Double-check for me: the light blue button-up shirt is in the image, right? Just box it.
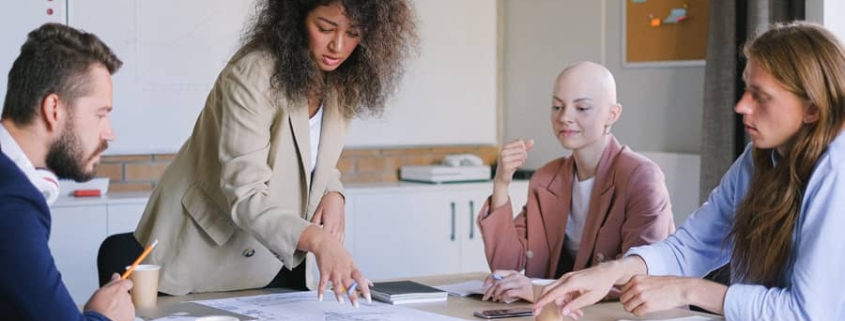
[627,135,845,321]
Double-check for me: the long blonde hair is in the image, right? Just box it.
[730,22,845,286]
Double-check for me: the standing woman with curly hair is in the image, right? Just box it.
[134,0,418,306]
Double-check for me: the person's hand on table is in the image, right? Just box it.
[482,270,534,303]
[301,225,369,307]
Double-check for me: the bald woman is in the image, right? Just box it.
[478,62,676,303]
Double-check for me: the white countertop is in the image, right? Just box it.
[50,180,529,208]
[52,191,152,207]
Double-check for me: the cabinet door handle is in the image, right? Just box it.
[469,200,475,239]
[450,202,456,241]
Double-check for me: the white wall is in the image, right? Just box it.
[346,0,498,148]
[806,0,845,41]
[640,152,701,225]
[503,0,705,169]
[0,1,66,109]
[503,0,602,168]
[1,0,497,154]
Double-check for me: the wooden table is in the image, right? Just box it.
[145,272,724,321]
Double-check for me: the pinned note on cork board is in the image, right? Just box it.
[623,0,710,67]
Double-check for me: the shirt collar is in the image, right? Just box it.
[770,149,781,167]
[0,123,36,174]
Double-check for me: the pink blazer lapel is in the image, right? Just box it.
[572,185,614,270]
[572,135,624,270]
[537,158,574,277]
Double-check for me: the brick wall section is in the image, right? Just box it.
[97,146,500,193]
[94,154,176,193]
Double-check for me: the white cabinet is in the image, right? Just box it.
[49,204,108,305]
[49,195,148,305]
[346,180,530,280]
[106,203,146,235]
[508,180,530,218]
[46,181,532,304]
[456,188,496,275]
[350,190,463,279]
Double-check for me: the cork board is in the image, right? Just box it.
[624,0,709,66]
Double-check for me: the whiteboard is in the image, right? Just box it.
[0,0,67,109]
[68,0,257,155]
[3,0,497,154]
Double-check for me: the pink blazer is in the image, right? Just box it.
[477,135,676,278]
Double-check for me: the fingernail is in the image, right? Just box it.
[353,300,360,308]
[339,297,345,305]
[318,294,323,302]
[365,293,372,304]
[562,308,570,316]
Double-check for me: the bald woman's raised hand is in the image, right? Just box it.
[491,139,533,209]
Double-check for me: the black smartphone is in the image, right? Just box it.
[473,307,534,319]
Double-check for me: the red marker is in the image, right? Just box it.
[73,189,101,197]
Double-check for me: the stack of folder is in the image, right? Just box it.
[370,281,449,305]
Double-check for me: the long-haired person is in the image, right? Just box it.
[135,0,418,306]
[535,22,845,321]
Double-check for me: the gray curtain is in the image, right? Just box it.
[699,0,804,203]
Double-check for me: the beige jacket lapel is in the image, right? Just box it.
[289,104,312,191]
[307,98,347,214]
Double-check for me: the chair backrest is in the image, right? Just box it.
[96,232,143,287]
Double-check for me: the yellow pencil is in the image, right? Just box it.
[121,239,159,280]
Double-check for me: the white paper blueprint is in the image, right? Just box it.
[193,291,466,321]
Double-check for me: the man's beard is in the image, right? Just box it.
[46,123,108,182]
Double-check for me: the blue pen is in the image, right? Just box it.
[347,280,358,296]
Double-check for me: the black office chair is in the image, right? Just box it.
[96,232,144,287]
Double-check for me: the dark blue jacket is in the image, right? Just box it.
[0,148,109,320]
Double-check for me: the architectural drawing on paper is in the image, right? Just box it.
[194,291,464,321]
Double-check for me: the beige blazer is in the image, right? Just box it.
[134,49,349,295]
[477,135,675,279]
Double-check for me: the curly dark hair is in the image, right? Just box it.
[243,0,418,117]
[3,23,122,125]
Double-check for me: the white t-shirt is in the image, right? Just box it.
[564,176,595,258]
[308,105,324,173]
